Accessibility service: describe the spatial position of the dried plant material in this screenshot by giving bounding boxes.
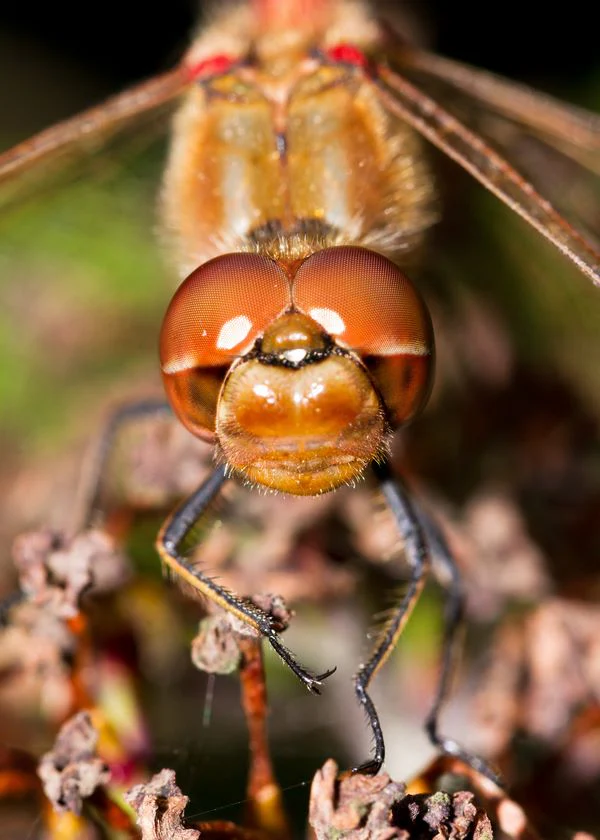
[309,759,406,838]
[524,600,600,742]
[192,822,270,840]
[344,486,549,623]
[410,756,539,840]
[38,711,110,815]
[473,621,526,758]
[125,768,200,840]
[12,528,129,618]
[421,790,493,840]
[308,760,493,840]
[191,594,291,675]
[108,418,212,509]
[343,491,404,566]
[183,488,355,608]
[494,799,536,840]
[475,599,600,758]
[565,706,600,782]
[191,614,243,674]
[402,790,493,840]
[236,634,290,839]
[0,601,76,718]
[445,490,551,621]
[249,593,292,632]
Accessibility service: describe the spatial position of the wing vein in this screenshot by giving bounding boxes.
[393,46,600,155]
[376,65,600,288]
[0,66,190,183]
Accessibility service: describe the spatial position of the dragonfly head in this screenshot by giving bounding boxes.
[160,247,434,495]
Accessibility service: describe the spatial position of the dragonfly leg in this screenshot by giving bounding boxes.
[417,506,504,787]
[353,459,431,775]
[353,458,503,784]
[157,465,336,695]
[72,397,172,532]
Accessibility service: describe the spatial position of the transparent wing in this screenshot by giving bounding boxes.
[388,46,600,244]
[392,45,600,174]
[374,59,600,288]
[0,66,190,211]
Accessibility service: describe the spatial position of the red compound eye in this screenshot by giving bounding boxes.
[292,246,434,426]
[160,252,290,440]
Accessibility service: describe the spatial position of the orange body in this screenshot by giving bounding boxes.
[159,1,436,494]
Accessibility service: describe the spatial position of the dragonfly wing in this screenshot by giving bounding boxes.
[392,46,600,174]
[374,63,600,289]
[0,66,190,210]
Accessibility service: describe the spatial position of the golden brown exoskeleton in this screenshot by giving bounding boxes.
[160,247,434,494]
[159,5,436,496]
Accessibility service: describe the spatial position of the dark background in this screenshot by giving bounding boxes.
[2,0,598,81]
[1,0,598,142]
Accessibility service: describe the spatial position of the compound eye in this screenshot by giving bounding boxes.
[160,253,290,440]
[293,246,434,426]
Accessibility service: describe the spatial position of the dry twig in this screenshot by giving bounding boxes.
[309,760,494,840]
[38,711,110,815]
[125,768,200,840]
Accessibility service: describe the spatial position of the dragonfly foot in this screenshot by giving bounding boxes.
[304,666,337,695]
[352,756,383,776]
[267,630,336,694]
[435,736,504,788]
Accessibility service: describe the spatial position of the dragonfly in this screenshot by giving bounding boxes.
[1,0,599,783]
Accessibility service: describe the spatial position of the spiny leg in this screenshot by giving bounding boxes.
[157,466,335,694]
[353,459,431,775]
[71,397,173,533]
[353,457,503,784]
[416,505,503,786]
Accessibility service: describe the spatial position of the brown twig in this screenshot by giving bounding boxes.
[239,636,290,840]
[191,593,292,839]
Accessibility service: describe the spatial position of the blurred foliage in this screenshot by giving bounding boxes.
[0,144,170,451]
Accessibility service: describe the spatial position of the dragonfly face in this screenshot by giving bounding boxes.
[157,8,439,494]
[160,246,433,494]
